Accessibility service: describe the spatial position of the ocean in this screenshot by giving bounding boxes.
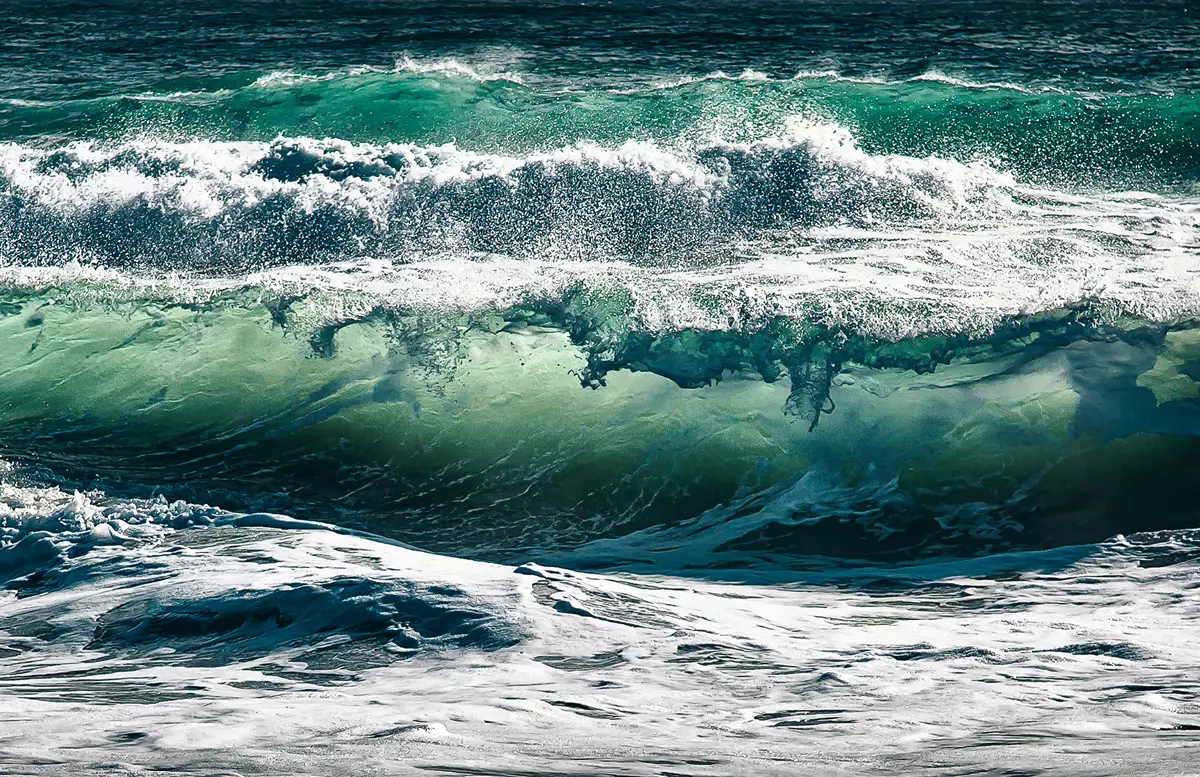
[1,1,1199,774]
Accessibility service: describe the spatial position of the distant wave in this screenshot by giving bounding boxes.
[250,56,528,89]
[2,65,1197,188]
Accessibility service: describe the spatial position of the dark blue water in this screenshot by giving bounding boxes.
[4,0,1199,99]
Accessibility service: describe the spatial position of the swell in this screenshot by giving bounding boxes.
[2,67,1199,187]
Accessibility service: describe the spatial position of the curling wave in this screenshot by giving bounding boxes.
[3,276,1200,565]
[0,82,1198,569]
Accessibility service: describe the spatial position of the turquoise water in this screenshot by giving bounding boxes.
[2,2,1200,774]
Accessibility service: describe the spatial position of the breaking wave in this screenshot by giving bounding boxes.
[3,65,1199,187]
[0,124,1040,270]
[0,65,1198,569]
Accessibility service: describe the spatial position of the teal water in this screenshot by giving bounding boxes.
[2,4,1200,773]
[4,69,1199,187]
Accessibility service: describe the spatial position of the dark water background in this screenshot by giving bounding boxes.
[4,0,1198,99]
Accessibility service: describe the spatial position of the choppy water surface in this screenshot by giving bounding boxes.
[1,1,1199,774]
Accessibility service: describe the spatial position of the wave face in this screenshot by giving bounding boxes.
[5,283,1200,564]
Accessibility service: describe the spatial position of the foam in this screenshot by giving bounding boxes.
[0,126,1194,342]
[1,471,1198,774]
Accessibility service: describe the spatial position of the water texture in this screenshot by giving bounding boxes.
[1,1,1199,774]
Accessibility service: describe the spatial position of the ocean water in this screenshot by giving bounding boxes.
[2,1,1200,774]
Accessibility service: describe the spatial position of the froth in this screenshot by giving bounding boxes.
[0,125,1196,340]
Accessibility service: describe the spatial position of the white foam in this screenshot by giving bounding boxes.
[1,471,1198,774]
[0,129,1196,340]
[246,58,527,89]
[906,69,1043,93]
[393,55,527,84]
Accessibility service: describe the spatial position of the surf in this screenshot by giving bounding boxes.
[2,66,1199,188]
[2,279,1199,566]
[0,106,1196,566]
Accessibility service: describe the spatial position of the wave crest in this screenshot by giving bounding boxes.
[0,124,1110,276]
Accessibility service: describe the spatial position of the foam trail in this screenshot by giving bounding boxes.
[2,473,1199,775]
